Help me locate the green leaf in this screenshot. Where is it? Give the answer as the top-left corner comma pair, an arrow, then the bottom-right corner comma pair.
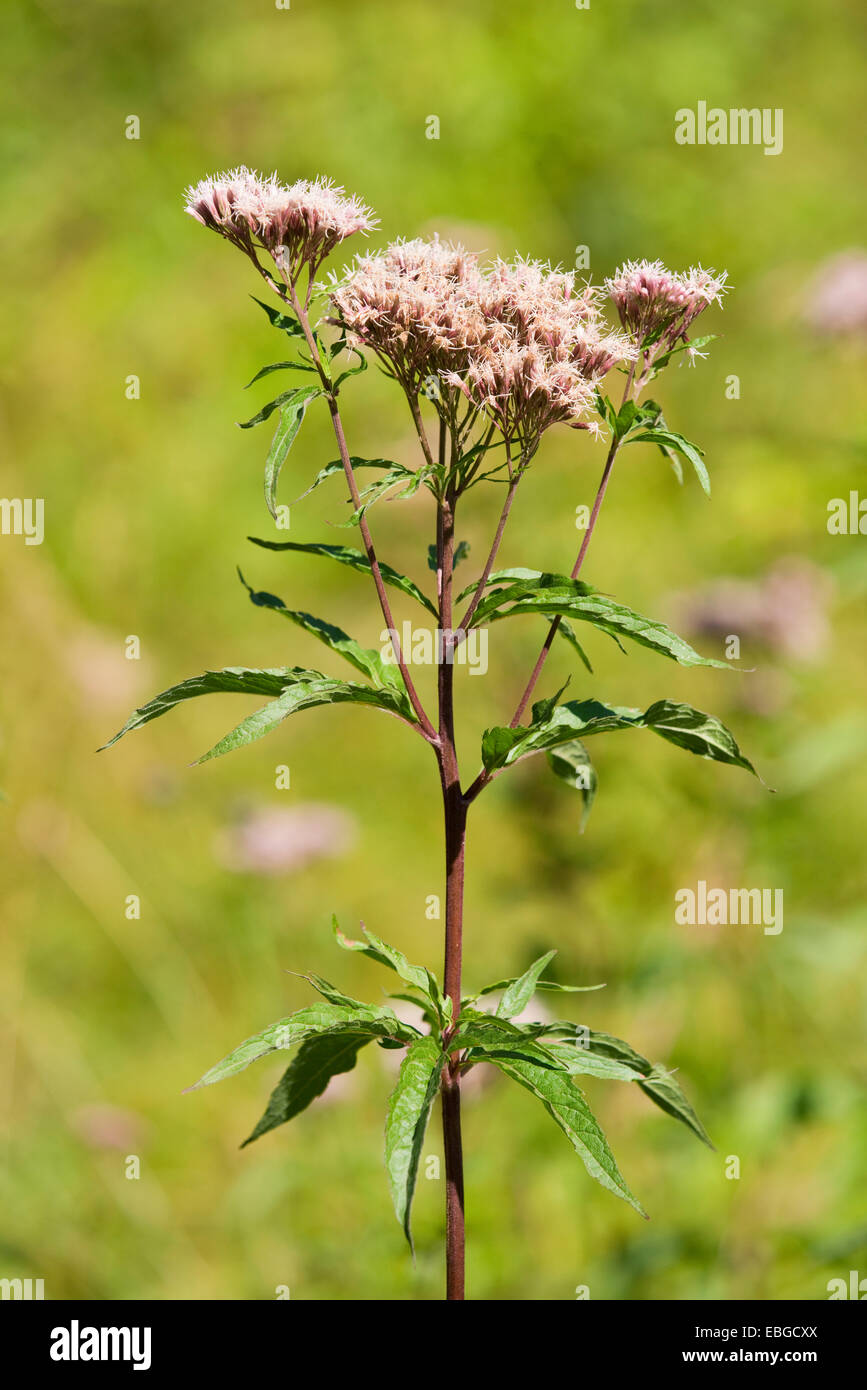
247,538 -> 438,616
333,920 -> 446,1024
541,1027 -> 713,1147
650,334 -> 716,375
295,457 -> 397,503
237,570 -> 409,705
495,950 -> 557,1019
262,387 -> 321,518
334,462 -> 427,528
481,698 -> 643,772
385,1036 -> 444,1251
194,674 -> 417,763
451,1014 -> 561,1066
427,540 -> 470,573
625,427 -> 711,496
455,567 -> 543,603
481,696 -> 757,780
638,1064 -> 715,1149
547,739 -> 598,832
471,573 -> 730,669
244,360 -> 318,388
250,296 -> 305,337
237,384 -> 315,430
642,699 -> 759,776
100,666 -> 313,749
187,1001 -> 419,1091
488,1055 -> 647,1217
557,619 -> 594,673
240,1032 -> 367,1147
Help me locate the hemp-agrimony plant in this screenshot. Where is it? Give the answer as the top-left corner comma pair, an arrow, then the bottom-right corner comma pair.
105,167 -> 758,1301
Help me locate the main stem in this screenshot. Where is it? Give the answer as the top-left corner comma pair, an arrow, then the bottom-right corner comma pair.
437,484 -> 467,1300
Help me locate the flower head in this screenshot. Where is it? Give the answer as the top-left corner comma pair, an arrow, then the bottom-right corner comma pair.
605,259 -> 727,347
332,245 -> 633,451
184,167 -> 377,279
330,236 -> 486,394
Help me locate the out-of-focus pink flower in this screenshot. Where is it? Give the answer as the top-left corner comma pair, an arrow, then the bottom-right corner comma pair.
803,250 -> 867,336
606,259 -> 727,349
184,168 -> 377,278
213,803 -> 356,875
71,1105 -> 147,1151
673,557 -> 832,664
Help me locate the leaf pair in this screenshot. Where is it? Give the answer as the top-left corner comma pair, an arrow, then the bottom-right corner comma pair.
100,664 -> 417,763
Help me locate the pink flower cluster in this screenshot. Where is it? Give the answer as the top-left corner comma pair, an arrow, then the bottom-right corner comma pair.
184,167 -> 377,277
605,259 -> 727,348
331,241 -> 635,451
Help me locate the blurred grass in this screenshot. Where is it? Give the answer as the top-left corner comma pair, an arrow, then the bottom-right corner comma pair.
1,0 -> 865,1300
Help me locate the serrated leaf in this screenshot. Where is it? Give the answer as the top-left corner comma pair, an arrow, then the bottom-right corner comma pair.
471,573 -> 730,669
237,570 -> 409,705
481,696 -> 758,780
488,1055 -> 647,1216
451,1014 -> 560,1066
194,674 -> 417,763
247,538 -> 438,617
294,457 -> 397,503
262,387 -> 321,518
187,1002 -> 418,1090
251,296 -> 306,337
333,920 -> 446,1023
638,1065 -> 714,1148
240,1032 -> 367,1147
100,666 -> 314,749
547,739 -> 598,832
541,1026 -> 714,1147
642,699 -> 758,776
625,427 -> 710,496
385,1035 -> 444,1250
244,359 -> 319,388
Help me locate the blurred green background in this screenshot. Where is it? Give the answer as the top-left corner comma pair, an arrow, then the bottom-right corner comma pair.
1,0 -> 866,1301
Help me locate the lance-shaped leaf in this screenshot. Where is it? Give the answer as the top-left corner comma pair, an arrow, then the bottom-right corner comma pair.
482,699 -> 643,772
625,426 -> 711,496
247,538 -> 438,617
251,296 -> 305,337
540,1026 -> 713,1148
262,387 -> 321,518
295,456 -> 400,503
244,359 -> 319,388
481,697 -> 757,780
488,1055 -> 647,1217
100,667 -> 314,749
333,920 -> 448,1025
384,1035 -> 444,1250
335,463 -> 431,529
470,573 -> 731,669
642,699 -> 758,776
547,740 -> 598,832
241,1032 -> 368,1148
451,1014 -> 562,1067
495,950 -> 557,1019
194,674 -> 417,763
187,1001 -> 419,1091
237,570 -> 409,705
